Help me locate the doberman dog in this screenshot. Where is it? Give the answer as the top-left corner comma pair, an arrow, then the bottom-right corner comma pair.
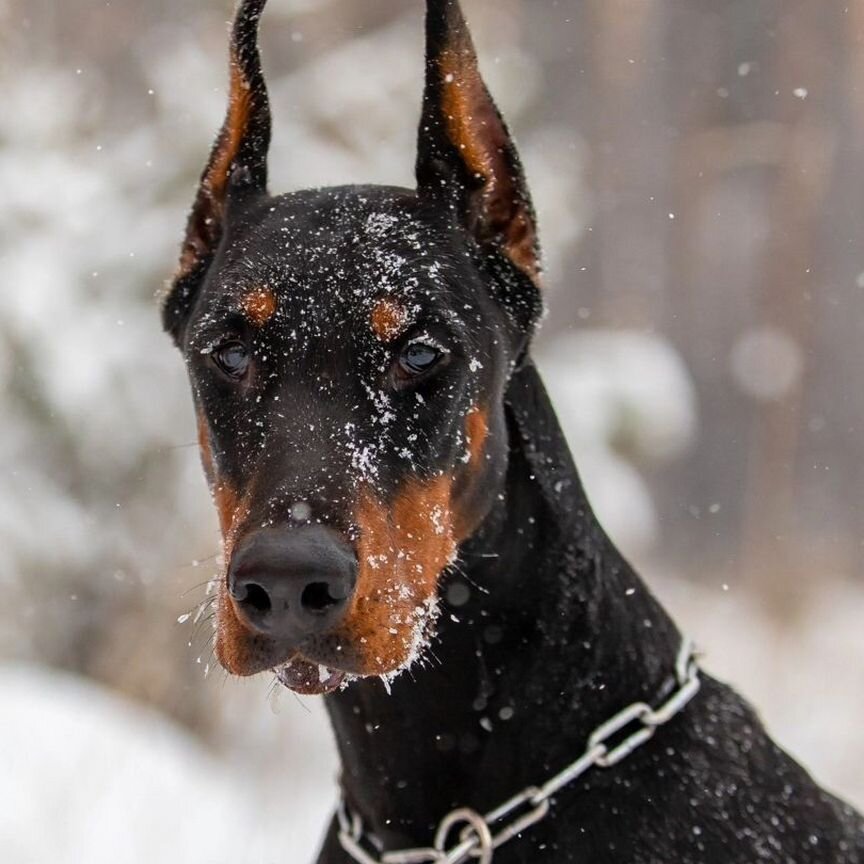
161,1 -> 864,861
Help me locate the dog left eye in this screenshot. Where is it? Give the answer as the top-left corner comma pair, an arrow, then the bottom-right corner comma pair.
398,341 -> 444,377
211,341 -> 250,379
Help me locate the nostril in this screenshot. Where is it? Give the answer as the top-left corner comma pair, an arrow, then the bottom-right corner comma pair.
301,581 -> 342,615
236,582 -> 272,614
228,526 -> 357,638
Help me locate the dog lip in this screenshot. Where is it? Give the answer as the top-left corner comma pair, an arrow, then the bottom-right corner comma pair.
275,657 -> 347,695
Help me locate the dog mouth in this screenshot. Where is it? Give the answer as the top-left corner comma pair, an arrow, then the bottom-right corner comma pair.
216,480 -> 458,691
275,656 -> 349,695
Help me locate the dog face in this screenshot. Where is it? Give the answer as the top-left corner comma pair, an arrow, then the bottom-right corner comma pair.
163,0 -> 543,693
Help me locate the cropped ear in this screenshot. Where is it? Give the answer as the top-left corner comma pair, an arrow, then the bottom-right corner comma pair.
416,0 -> 541,288
162,0 -> 272,343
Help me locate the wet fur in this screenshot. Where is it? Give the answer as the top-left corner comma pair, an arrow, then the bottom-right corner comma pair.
317,364 -> 864,862
161,1 -> 864,861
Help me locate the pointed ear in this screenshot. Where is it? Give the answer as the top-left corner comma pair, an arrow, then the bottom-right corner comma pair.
162,0 -> 272,343
416,0 -> 541,288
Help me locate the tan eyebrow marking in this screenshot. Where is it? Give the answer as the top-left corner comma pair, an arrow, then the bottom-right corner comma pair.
370,297 -> 409,343
242,286 -> 278,326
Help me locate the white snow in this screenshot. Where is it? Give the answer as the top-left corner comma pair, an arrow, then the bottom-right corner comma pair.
0,6 -> 859,862
3,579 -> 862,864
0,665 -> 338,864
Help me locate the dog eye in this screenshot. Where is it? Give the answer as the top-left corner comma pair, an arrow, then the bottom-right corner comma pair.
211,341 -> 250,379
398,341 -> 443,377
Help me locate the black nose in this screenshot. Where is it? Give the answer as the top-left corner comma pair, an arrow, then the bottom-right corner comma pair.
227,526 -> 357,642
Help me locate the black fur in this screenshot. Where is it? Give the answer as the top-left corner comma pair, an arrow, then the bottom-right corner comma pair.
318,363 -> 864,862
162,2 -> 864,861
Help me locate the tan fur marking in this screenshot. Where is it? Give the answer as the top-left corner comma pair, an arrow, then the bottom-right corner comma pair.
177,51 -> 252,278
465,405 -> 489,470
213,481 -> 250,562
370,298 -> 409,343
332,475 -> 457,675
212,479 -> 255,675
438,51 -> 540,284
196,412 -> 215,484
200,413 -> 251,554
215,588 -> 262,676
208,50 -> 252,214
452,405 -> 492,539
243,286 -> 278,326
439,51 -> 497,186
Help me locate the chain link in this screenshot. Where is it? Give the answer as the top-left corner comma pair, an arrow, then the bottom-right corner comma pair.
338,639 -> 701,864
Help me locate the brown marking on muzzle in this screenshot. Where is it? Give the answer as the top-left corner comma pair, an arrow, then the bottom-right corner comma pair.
213,480 -> 251,562
210,418 -> 490,681
212,475 -> 458,680
243,286 -> 278,326
465,405 -> 489,469
196,411 -> 215,484
214,587 -> 281,676
370,297 -> 409,343
452,405 -> 491,539
197,411 -> 250,552
211,478 -> 257,675
329,474 -> 457,675
202,451 -> 260,676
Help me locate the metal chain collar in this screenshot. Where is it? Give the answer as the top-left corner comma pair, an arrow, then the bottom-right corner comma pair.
337,639 -> 701,864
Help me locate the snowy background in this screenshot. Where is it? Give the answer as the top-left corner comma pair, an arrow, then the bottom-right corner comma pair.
0,0 -> 862,861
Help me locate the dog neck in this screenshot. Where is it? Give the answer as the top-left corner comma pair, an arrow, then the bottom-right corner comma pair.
324,361 -> 681,849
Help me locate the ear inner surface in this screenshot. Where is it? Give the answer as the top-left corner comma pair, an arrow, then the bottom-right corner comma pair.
417,0 -> 541,286
163,0 -> 272,337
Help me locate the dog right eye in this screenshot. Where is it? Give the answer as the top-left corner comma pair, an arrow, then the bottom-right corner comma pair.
394,338 -> 448,386
400,342 -> 442,375
211,341 -> 250,379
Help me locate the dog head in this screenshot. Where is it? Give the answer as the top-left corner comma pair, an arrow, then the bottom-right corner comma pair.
162,0 -> 543,693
